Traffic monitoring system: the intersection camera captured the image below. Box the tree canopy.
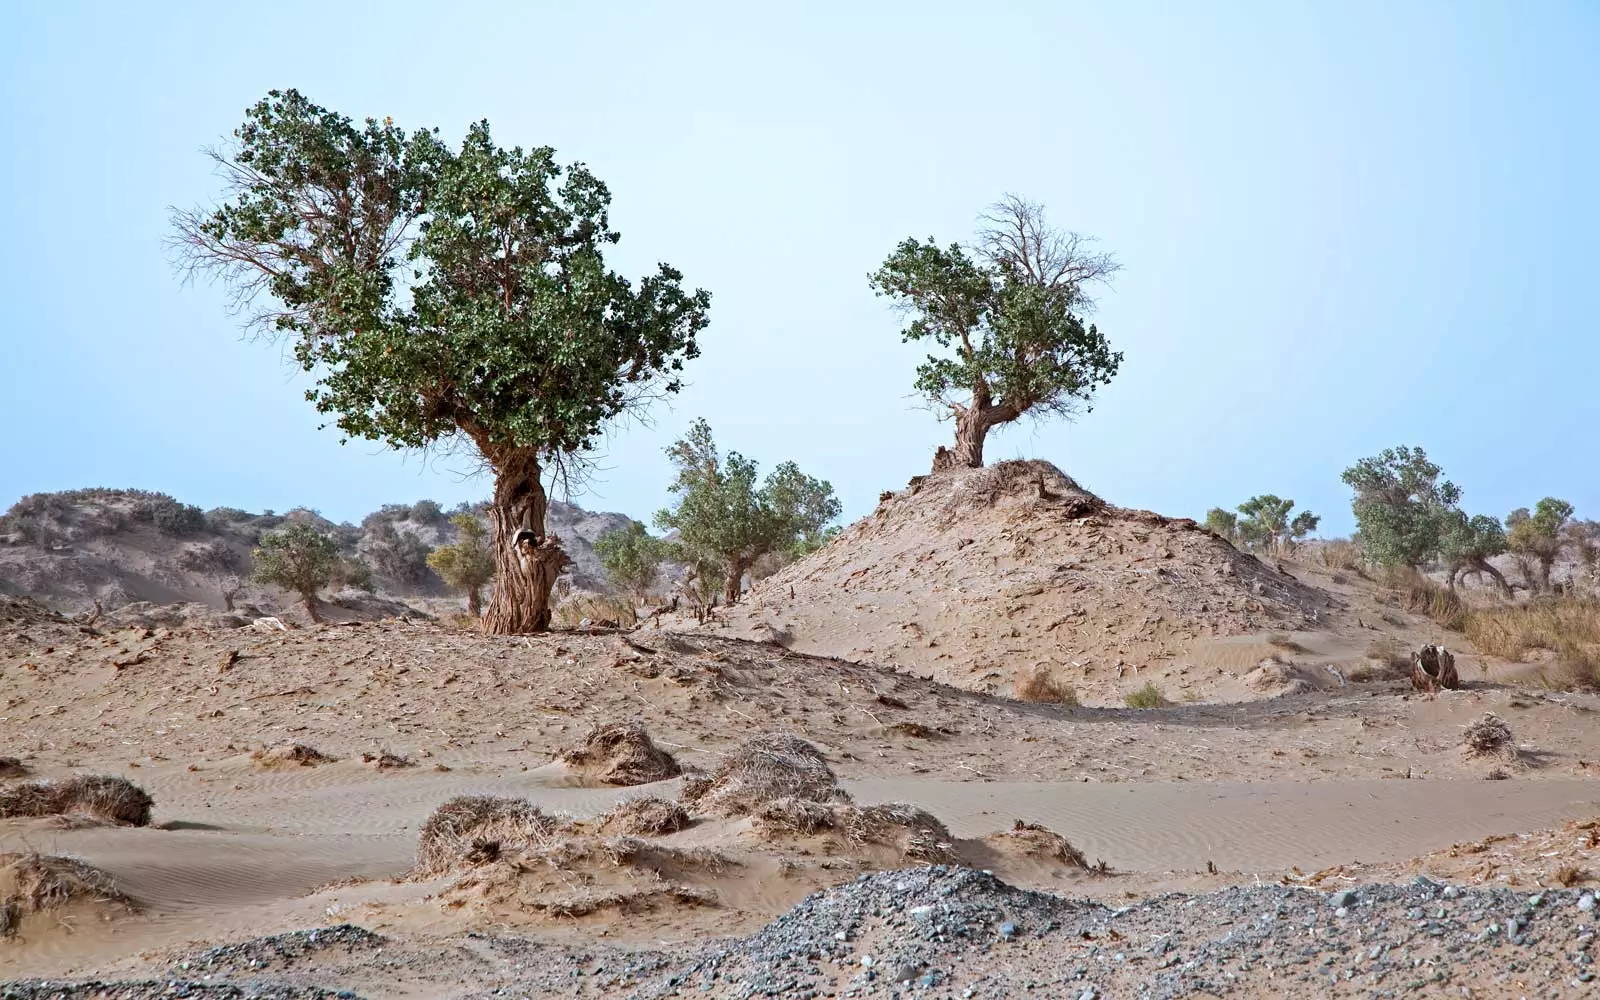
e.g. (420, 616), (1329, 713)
(1507, 497), (1575, 592)
(427, 513), (497, 616)
(869, 195), (1122, 469)
(594, 520), (672, 604)
(1206, 496), (1318, 553)
(1440, 511), (1511, 595)
(1340, 446), (1461, 569)
(252, 521), (340, 621)
(654, 420), (841, 604)
(173, 90), (710, 633)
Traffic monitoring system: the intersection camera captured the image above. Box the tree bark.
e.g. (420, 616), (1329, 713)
(724, 555), (750, 605)
(482, 450), (570, 634)
(1474, 559), (1514, 599)
(946, 401), (1022, 470)
(301, 593), (322, 624)
(466, 586), (482, 618)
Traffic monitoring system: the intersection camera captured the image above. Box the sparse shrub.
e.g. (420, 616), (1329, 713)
(0, 775), (153, 826)
(1124, 682), (1167, 709)
(0, 852), (137, 920)
(594, 521), (671, 604)
(176, 541), (241, 573)
(145, 497), (206, 536)
(1382, 567), (1469, 631)
(1318, 538), (1365, 573)
(1014, 665), (1079, 706)
(410, 499), (444, 524)
(427, 513), (496, 617)
(360, 521), (433, 586)
(1462, 713), (1516, 759)
(552, 593), (638, 629)
(252, 522), (340, 622)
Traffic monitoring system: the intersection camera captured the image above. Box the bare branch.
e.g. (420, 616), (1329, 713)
(976, 193), (1121, 312)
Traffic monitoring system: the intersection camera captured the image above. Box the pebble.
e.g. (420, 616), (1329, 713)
(1579, 893), (1596, 912)
(1330, 890), (1358, 909)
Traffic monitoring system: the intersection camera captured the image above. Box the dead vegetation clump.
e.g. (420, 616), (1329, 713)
(552, 594), (638, 630)
(1353, 639), (1413, 682)
(680, 733), (848, 818)
(0, 852), (136, 934)
(597, 796), (690, 836)
(1464, 598), (1600, 691)
(750, 798), (958, 863)
(560, 722), (681, 786)
(985, 819), (1102, 872)
(1317, 539), (1366, 575)
(0, 775), (153, 827)
(413, 796), (564, 877)
(251, 743), (335, 768)
(1383, 568), (1469, 631)
(0, 758), (26, 779)
(1014, 665), (1079, 706)
(1554, 863), (1590, 887)
(362, 750), (415, 769)
(1462, 713), (1518, 761)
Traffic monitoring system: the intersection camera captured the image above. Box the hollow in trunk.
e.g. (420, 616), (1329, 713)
(482, 451), (570, 634)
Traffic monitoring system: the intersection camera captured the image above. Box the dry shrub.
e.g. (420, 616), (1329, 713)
(1382, 568), (1468, 631)
(0, 758), (26, 779)
(252, 743), (334, 768)
(988, 819), (1095, 871)
(0, 775), (153, 826)
(1267, 633), (1309, 654)
(1014, 665), (1079, 706)
(414, 796), (563, 877)
(1124, 682), (1167, 709)
(1554, 863), (1589, 887)
(1358, 639), (1413, 681)
(1465, 598), (1600, 690)
(1318, 539), (1366, 574)
(362, 750), (415, 769)
(598, 796), (690, 836)
(751, 798), (956, 863)
(1, 852), (135, 932)
(560, 723), (681, 786)
(552, 594), (638, 630)
(681, 733), (848, 818)
(1462, 713), (1517, 760)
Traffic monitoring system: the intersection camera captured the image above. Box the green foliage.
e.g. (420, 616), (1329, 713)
(330, 556), (375, 593)
(410, 499), (444, 524)
(1207, 496), (1318, 553)
(654, 420), (841, 600)
(868, 196), (1121, 459)
(427, 513), (496, 614)
(1442, 512), (1507, 565)
(1340, 446), (1461, 569)
(1203, 508), (1240, 544)
(175, 86), (710, 468)
(1124, 682), (1167, 709)
(361, 520), (433, 584)
(594, 520), (671, 602)
(1508, 497), (1575, 592)
(252, 522), (340, 603)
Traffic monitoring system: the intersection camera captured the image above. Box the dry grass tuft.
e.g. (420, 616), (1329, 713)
(0, 758), (26, 779)
(681, 733), (848, 818)
(1356, 639), (1413, 682)
(1014, 665), (1079, 706)
(1465, 598), (1600, 690)
(1124, 682), (1167, 709)
(1382, 568), (1469, 631)
(0, 775), (153, 827)
(1554, 863), (1590, 887)
(413, 796), (563, 877)
(1, 852), (136, 933)
(560, 722), (681, 786)
(552, 594), (638, 630)
(251, 743), (335, 769)
(597, 796), (690, 836)
(1462, 713), (1517, 760)
(1317, 539), (1366, 574)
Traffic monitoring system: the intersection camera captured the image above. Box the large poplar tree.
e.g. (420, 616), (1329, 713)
(173, 90), (709, 632)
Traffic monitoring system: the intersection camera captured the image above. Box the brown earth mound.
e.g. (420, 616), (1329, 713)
(0, 775), (153, 826)
(1, 852), (136, 935)
(699, 460), (1334, 702)
(598, 796), (691, 836)
(559, 722), (681, 785)
(681, 734), (849, 817)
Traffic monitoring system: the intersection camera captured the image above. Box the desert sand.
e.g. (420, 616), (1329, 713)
(4, 463), (1600, 997)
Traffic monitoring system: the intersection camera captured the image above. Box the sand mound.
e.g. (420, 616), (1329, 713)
(413, 796), (565, 877)
(559, 722), (681, 786)
(681, 734), (848, 817)
(251, 743), (335, 769)
(752, 798), (959, 864)
(0, 775), (153, 826)
(1, 852), (135, 935)
(703, 459), (1334, 702)
(983, 819), (1097, 871)
(598, 796), (691, 836)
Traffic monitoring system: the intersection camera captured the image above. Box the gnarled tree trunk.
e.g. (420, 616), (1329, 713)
(301, 593), (322, 624)
(724, 555), (750, 605)
(482, 449), (570, 634)
(466, 586), (482, 618)
(943, 399), (1022, 471)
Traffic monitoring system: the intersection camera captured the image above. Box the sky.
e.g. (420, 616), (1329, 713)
(2, 1), (1596, 536)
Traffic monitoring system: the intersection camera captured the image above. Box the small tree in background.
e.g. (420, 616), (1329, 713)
(1341, 446), (1460, 569)
(1507, 498), (1574, 593)
(1206, 497), (1318, 553)
(869, 195), (1122, 469)
(252, 521), (339, 622)
(361, 521), (434, 585)
(427, 513), (496, 617)
(1204, 508), (1241, 545)
(595, 520), (671, 604)
(1440, 512), (1512, 596)
(655, 420), (841, 604)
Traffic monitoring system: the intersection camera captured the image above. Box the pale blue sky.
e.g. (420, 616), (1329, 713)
(2, 1), (1595, 535)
